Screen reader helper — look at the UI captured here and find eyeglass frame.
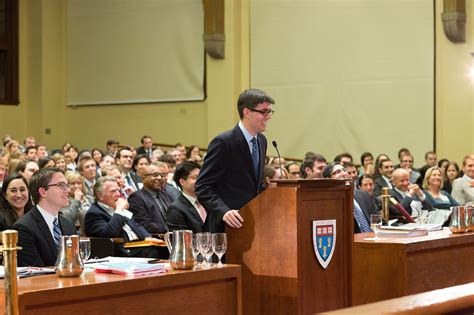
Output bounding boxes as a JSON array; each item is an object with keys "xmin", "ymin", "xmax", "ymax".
[
  {"xmin": 45, "ymin": 182, "xmax": 70, "ymax": 192},
  {"xmin": 247, "ymin": 108, "xmax": 275, "ymax": 117}
]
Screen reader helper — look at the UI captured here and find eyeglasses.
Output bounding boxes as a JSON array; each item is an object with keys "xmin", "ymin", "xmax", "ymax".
[
  {"xmin": 247, "ymin": 108, "xmax": 275, "ymax": 117},
  {"xmin": 46, "ymin": 182, "xmax": 70, "ymax": 191},
  {"xmin": 144, "ymin": 172, "xmax": 166, "ymax": 178},
  {"xmin": 330, "ymin": 168, "xmax": 348, "ymax": 176}
]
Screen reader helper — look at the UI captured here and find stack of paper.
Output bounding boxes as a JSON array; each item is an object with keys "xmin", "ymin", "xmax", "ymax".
[{"xmin": 94, "ymin": 261, "xmax": 168, "ymax": 276}]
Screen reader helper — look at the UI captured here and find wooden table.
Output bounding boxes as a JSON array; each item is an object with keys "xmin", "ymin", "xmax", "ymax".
[
  {"xmin": 323, "ymin": 282, "xmax": 474, "ymax": 314},
  {"xmin": 0, "ymin": 264, "xmax": 241, "ymax": 314},
  {"xmin": 352, "ymin": 228, "xmax": 474, "ymax": 305}
]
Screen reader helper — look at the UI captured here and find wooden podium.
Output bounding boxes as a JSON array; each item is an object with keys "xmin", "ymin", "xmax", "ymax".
[{"xmin": 226, "ymin": 179, "xmax": 353, "ymax": 314}]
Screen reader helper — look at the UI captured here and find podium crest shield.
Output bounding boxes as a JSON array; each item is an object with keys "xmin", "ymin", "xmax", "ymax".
[{"xmin": 312, "ymin": 220, "xmax": 336, "ymax": 269}]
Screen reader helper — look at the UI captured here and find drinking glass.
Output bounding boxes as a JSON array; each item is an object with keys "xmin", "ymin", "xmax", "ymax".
[
  {"xmin": 418, "ymin": 210, "xmax": 429, "ymax": 226},
  {"xmin": 212, "ymin": 233, "xmax": 227, "ymax": 267},
  {"xmin": 192, "ymin": 233, "xmax": 201, "ymax": 266},
  {"xmin": 370, "ymin": 214, "xmax": 382, "ymax": 239},
  {"xmin": 79, "ymin": 239, "xmax": 91, "ymax": 262},
  {"xmin": 196, "ymin": 232, "xmax": 212, "ymax": 268}
]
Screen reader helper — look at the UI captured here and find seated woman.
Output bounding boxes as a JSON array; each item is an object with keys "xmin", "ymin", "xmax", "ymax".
[
  {"xmin": 0, "ymin": 173, "xmax": 33, "ymax": 230},
  {"xmin": 60, "ymin": 171, "xmax": 94, "ymax": 235},
  {"xmin": 263, "ymin": 165, "xmax": 288, "ymax": 189},
  {"xmin": 443, "ymin": 161, "xmax": 460, "ymax": 194},
  {"xmin": 423, "ymin": 166, "xmax": 458, "ymax": 210}
]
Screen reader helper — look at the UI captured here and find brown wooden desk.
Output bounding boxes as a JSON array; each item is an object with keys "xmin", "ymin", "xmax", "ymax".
[
  {"xmin": 353, "ymin": 228, "xmax": 474, "ymax": 305},
  {"xmin": 0, "ymin": 264, "xmax": 241, "ymax": 314},
  {"xmin": 323, "ymin": 282, "xmax": 474, "ymax": 314}
]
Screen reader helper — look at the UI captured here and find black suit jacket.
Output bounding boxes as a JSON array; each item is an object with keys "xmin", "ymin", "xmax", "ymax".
[
  {"xmin": 84, "ymin": 202, "xmax": 150, "ymax": 241},
  {"xmin": 373, "ymin": 176, "xmax": 390, "ymax": 198},
  {"xmin": 389, "ymin": 189, "xmax": 433, "ymax": 217},
  {"xmin": 128, "ymin": 189, "xmax": 169, "ymax": 234},
  {"xmin": 195, "ymin": 124, "xmax": 267, "ymax": 232},
  {"xmin": 136, "ymin": 146, "xmax": 152, "ymax": 158},
  {"xmin": 13, "ymin": 207, "xmax": 77, "ymax": 267},
  {"xmin": 167, "ymin": 194, "xmax": 209, "ymax": 233},
  {"xmin": 354, "ymin": 190, "xmax": 379, "ymax": 234}
]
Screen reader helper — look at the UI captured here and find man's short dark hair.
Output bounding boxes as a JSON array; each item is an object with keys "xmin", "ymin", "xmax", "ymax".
[
  {"xmin": 322, "ymin": 162, "xmax": 339, "ymax": 179},
  {"xmin": 173, "ymin": 161, "xmax": 201, "ymax": 190},
  {"xmin": 116, "ymin": 147, "xmax": 132, "ymax": 159},
  {"xmin": 425, "ymin": 151, "xmax": 436, "ymax": 159},
  {"xmin": 398, "ymin": 148, "xmax": 410, "ymax": 160},
  {"xmin": 29, "ymin": 167, "xmax": 62, "ymax": 204},
  {"xmin": 158, "ymin": 153, "xmax": 176, "ymax": 167},
  {"xmin": 237, "ymin": 89, "xmax": 275, "ymax": 119},
  {"xmin": 107, "ymin": 139, "xmax": 119, "ymax": 146},
  {"xmin": 378, "ymin": 159, "xmax": 392, "ymax": 170},
  {"xmin": 24, "ymin": 146, "xmax": 37, "ymax": 155},
  {"xmin": 358, "ymin": 174, "xmax": 374, "ymax": 187},
  {"xmin": 141, "ymin": 135, "xmax": 152, "ymax": 144},
  {"xmin": 300, "ymin": 154, "xmax": 326, "ymax": 178},
  {"xmin": 334, "ymin": 152, "xmax": 353, "ymax": 163}
]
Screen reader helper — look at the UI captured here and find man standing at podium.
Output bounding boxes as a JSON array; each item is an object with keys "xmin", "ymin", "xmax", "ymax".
[{"xmin": 195, "ymin": 89, "xmax": 275, "ymax": 232}]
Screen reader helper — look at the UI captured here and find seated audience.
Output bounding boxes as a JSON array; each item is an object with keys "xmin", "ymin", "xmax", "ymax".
[
  {"xmin": 423, "ymin": 166, "xmax": 458, "ymax": 210},
  {"xmin": 128, "ymin": 163, "xmax": 174, "ymax": 234},
  {"xmin": 132, "ymin": 154, "xmax": 150, "ymax": 186},
  {"xmin": 300, "ymin": 154, "xmax": 327, "ymax": 179},
  {"xmin": 344, "ymin": 162, "xmax": 358, "ymax": 187},
  {"xmin": 416, "ymin": 151, "xmax": 438, "ymax": 186},
  {"xmin": 333, "ymin": 152, "xmax": 353, "ymax": 164},
  {"xmin": 0, "ymin": 173, "xmax": 32, "ymax": 230},
  {"xmin": 52, "ymin": 153, "xmax": 67, "ymax": 173},
  {"xmin": 155, "ymin": 161, "xmax": 181, "ymax": 200},
  {"xmin": 91, "ymin": 148, "xmax": 104, "ymax": 167},
  {"xmin": 78, "ymin": 156, "xmax": 97, "ymax": 197},
  {"xmin": 167, "ymin": 161, "xmax": 208, "ymax": 233},
  {"xmin": 389, "ymin": 168, "xmax": 433, "ymax": 218},
  {"xmin": 399, "ymin": 153, "xmax": 420, "ymax": 184},
  {"xmin": 358, "ymin": 152, "xmax": 374, "ymax": 177},
  {"xmin": 84, "ymin": 176, "xmax": 161, "ymax": 258},
  {"xmin": 373, "ymin": 159, "xmax": 394, "ymax": 197},
  {"xmin": 25, "ymin": 146, "xmax": 38, "ymax": 161},
  {"xmin": 286, "ymin": 162, "xmax": 300, "ymax": 179},
  {"xmin": 116, "ymin": 147, "xmax": 140, "ymax": 192},
  {"xmin": 60, "ymin": 171, "xmax": 94, "ymax": 234},
  {"xmin": 101, "ymin": 165, "xmax": 133, "ymax": 198},
  {"xmin": 105, "ymin": 139, "xmax": 119, "ymax": 157},
  {"xmin": 14, "ymin": 168, "xmax": 77, "ymax": 267},
  {"xmin": 322, "ymin": 162, "xmax": 377, "ymax": 233},
  {"xmin": 443, "ymin": 161, "xmax": 460, "ymax": 194},
  {"xmin": 136, "ymin": 135, "xmax": 153, "ymax": 159},
  {"xmin": 372, "ymin": 153, "xmax": 389, "ymax": 178},
  {"xmin": 452, "ymin": 154, "xmax": 474, "ymax": 204},
  {"xmin": 66, "ymin": 146, "xmax": 79, "ymax": 171},
  {"xmin": 37, "ymin": 144, "xmax": 48, "ymax": 159},
  {"xmin": 186, "ymin": 145, "xmax": 202, "ymax": 163},
  {"xmin": 263, "ymin": 165, "xmax": 287, "ymax": 188},
  {"xmin": 394, "ymin": 148, "xmax": 411, "ymax": 169},
  {"xmin": 16, "ymin": 160, "xmax": 39, "ymax": 183},
  {"xmin": 38, "ymin": 157, "xmax": 55, "ymax": 169},
  {"xmin": 438, "ymin": 158, "xmax": 449, "ymax": 175}
]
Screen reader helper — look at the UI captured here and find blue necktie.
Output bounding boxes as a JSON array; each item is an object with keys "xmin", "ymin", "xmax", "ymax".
[
  {"xmin": 354, "ymin": 199, "xmax": 372, "ymax": 233},
  {"xmin": 251, "ymin": 137, "xmax": 259, "ymax": 176},
  {"xmin": 52, "ymin": 217, "xmax": 62, "ymax": 248}
]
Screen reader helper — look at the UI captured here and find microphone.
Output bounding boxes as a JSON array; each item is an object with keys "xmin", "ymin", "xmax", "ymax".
[{"xmin": 272, "ymin": 140, "xmax": 285, "ymax": 179}]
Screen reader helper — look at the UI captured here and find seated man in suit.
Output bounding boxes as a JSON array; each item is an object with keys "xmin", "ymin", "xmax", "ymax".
[
  {"xmin": 389, "ymin": 168, "xmax": 433, "ymax": 218},
  {"xmin": 167, "ymin": 161, "xmax": 208, "ymax": 233},
  {"xmin": 136, "ymin": 135, "xmax": 153, "ymax": 159},
  {"xmin": 14, "ymin": 167, "xmax": 77, "ymax": 266},
  {"xmin": 373, "ymin": 159, "xmax": 394, "ymax": 197},
  {"xmin": 322, "ymin": 162, "xmax": 378, "ymax": 233},
  {"xmin": 128, "ymin": 163, "xmax": 173, "ymax": 234},
  {"xmin": 300, "ymin": 154, "xmax": 327, "ymax": 179},
  {"xmin": 116, "ymin": 147, "xmax": 141, "ymax": 192},
  {"xmin": 84, "ymin": 176, "xmax": 161, "ymax": 258}
]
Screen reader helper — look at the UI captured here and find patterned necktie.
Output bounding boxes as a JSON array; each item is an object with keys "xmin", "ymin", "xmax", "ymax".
[
  {"xmin": 195, "ymin": 200, "xmax": 207, "ymax": 223},
  {"xmin": 52, "ymin": 217, "xmax": 62, "ymax": 248},
  {"xmin": 126, "ymin": 174, "xmax": 136, "ymax": 191},
  {"xmin": 251, "ymin": 137, "xmax": 259, "ymax": 176},
  {"xmin": 354, "ymin": 199, "xmax": 372, "ymax": 233}
]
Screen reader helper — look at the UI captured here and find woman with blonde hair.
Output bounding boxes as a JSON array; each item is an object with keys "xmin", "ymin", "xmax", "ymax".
[
  {"xmin": 423, "ymin": 166, "xmax": 458, "ymax": 210},
  {"xmin": 60, "ymin": 171, "xmax": 94, "ymax": 235},
  {"xmin": 52, "ymin": 153, "xmax": 67, "ymax": 173}
]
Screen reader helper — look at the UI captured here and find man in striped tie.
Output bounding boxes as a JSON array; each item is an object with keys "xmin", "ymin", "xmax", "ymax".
[
  {"xmin": 322, "ymin": 162, "xmax": 379, "ymax": 234},
  {"xmin": 14, "ymin": 168, "xmax": 77, "ymax": 267}
]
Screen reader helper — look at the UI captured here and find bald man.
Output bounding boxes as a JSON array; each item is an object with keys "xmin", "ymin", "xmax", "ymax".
[{"xmin": 389, "ymin": 168, "xmax": 432, "ymax": 218}]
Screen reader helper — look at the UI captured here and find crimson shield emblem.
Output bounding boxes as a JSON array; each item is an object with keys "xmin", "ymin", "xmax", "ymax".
[{"xmin": 313, "ymin": 220, "xmax": 336, "ymax": 269}]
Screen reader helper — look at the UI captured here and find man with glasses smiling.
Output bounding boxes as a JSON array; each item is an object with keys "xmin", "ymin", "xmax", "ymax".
[
  {"xmin": 14, "ymin": 168, "xmax": 77, "ymax": 266},
  {"xmin": 196, "ymin": 88, "xmax": 275, "ymax": 233},
  {"xmin": 128, "ymin": 163, "xmax": 173, "ymax": 234}
]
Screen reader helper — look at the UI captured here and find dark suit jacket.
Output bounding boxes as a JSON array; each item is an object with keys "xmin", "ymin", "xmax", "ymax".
[
  {"xmin": 195, "ymin": 124, "xmax": 267, "ymax": 232},
  {"xmin": 84, "ymin": 202, "xmax": 150, "ymax": 241},
  {"xmin": 389, "ymin": 189, "xmax": 433, "ymax": 217},
  {"xmin": 127, "ymin": 189, "xmax": 169, "ymax": 234},
  {"xmin": 167, "ymin": 194, "xmax": 209, "ymax": 233},
  {"xmin": 136, "ymin": 146, "xmax": 152, "ymax": 158},
  {"xmin": 354, "ymin": 190, "xmax": 379, "ymax": 234},
  {"xmin": 13, "ymin": 207, "xmax": 77, "ymax": 267},
  {"xmin": 373, "ymin": 176, "xmax": 390, "ymax": 198}
]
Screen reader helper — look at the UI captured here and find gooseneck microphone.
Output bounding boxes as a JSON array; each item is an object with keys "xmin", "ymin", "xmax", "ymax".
[{"xmin": 272, "ymin": 140, "xmax": 285, "ymax": 179}]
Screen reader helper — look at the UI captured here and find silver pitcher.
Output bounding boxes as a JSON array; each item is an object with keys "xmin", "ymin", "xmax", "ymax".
[
  {"xmin": 55, "ymin": 235, "xmax": 84, "ymax": 277},
  {"xmin": 449, "ymin": 206, "xmax": 469, "ymax": 233},
  {"xmin": 164, "ymin": 230, "xmax": 195, "ymax": 270}
]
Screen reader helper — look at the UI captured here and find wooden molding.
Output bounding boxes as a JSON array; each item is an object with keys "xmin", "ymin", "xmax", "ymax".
[
  {"xmin": 442, "ymin": 0, "xmax": 466, "ymax": 43},
  {"xmin": 202, "ymin": 0, "xmax": 225, "ymax": 59}
]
